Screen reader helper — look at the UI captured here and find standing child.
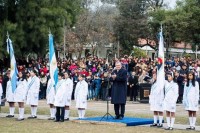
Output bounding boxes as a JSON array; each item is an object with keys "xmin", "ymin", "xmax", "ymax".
[
  {"xmin": 14, "ymin": 72, "xmax": 28, "ymax": 121},
  {"xmin": 163, "ymin": 72, "xmax": 179, "ymax": 130},
  {"xmin": 183, "ymin": 71, "xmax": 199, "ymax": 130},
  {"xmin": 75, "ymin": 74, "xmax": 88, "ymax": 119},
  {"xmin": 149, "ymin": 73, "xmax": 164, "ymax": 128},
  {"xmin": 64, "ymin": 72, "xmax": 73, "ymax": 121},
  {"xmin": 46, "ymin": 78, "xmax": 56, "ymax": 120},
  {"xmin": 6, "ymin": 73, "xmax": 15, "ymax": 118},
  {"xmin": 54, "ymin": 73, "xmax": 67, "ymax": 122}
]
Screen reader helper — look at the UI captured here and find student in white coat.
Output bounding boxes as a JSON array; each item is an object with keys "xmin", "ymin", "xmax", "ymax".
[
  {"xmin": 46, "ymin": 78, "xmax": 56, "ymax": 120},
  {"xmin": 14, "ymin": 72, "xmax": 28, "ymax": 121},
  {"xmin": 75, "ymin": 74, "xmax": 88, "ymax": 119},
  {"xmin": 183, "ymin": 71, "xmax": 199, "ymax": 130},
  {"xmin": 6, "ymin": 73, "xmax": 15, "ymax": 118},
  {"xmin": 163, "ymin": 72, "xmax": 179, "ymax": 130},
  {"xmin": 26, "ymin": 70, "xmax": 40, "ymax": 119},
  {"xmin": 64, "ymin": 72, "xmax": 73, "ymax": 121},
  {"xmin": 54, "ymin": 73, "xmax": 67, "ymax": 122},
  {"xmin": 149, "ymin": 73, "xmax": 164, "ymax": 128}
]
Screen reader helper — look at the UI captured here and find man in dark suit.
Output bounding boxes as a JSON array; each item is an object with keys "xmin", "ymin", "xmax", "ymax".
[
  {"xmin": 110, "ymin": 62, "xmax": 127, "ymax": 120},
  {"xmin": 128, "ymin": 71, "xmax": 138, "ymax": 101}
]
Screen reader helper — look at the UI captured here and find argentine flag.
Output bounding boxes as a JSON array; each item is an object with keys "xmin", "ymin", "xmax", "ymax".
[
  {"xmin": 49, "ymin": 33, "xmax": 58, "ymax": 86},
  {"xmin": 156, "ymin": 26, "xmax": 165, "ymax": 92},
  {"xmin": 7, "ymin": 37, "xmax": 18, "ymax": 93}
]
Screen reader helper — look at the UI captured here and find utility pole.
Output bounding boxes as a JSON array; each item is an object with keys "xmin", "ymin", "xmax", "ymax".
[{"xmin": 63, "ymin": 20, "xmax": 66, "ymax": 59}]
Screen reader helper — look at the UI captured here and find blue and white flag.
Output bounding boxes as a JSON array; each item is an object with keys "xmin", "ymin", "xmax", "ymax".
[
  {"xmin": 156, "ymin": 26, "xmax": 165, "ymax": 92},
  {"xmin": 49, "ymin": 33, "xmax": 58, "ymax": 87},
  {"xmin": 6, "ymin": 37, "xmax": 18, "ymax": 93}
]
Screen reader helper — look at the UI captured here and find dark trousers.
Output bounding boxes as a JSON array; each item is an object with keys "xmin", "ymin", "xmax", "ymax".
[
  {"xmin": 56, "ymin": 107, "xmax": 65, "ymax": 121},
  {"xmin": 130, "ymin": 86, "xmax": 138, "ymax": 101},
  {"xmin": 114, "ymin": 104, "xmax": 125, "ymax": 118}
]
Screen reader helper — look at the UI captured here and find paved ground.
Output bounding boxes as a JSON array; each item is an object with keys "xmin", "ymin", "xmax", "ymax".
[{"xmin": 0, "ymin": 100, "xmax": 200, "ymax": 131}]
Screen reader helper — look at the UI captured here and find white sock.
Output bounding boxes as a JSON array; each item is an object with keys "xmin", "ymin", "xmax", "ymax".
[
  {"xmin": 53, "ymin": 108, "xmax": 56, "ymax": 117},
  {"xmin": 159, "ymin": 116, "xmax": 163, "ymax": 124},
  {"xmin": 166, "ymin": 117, "xmax": 170, "ymax": 127},
  {"xmin": 170, "ymin": 117, "xmax": 175, "ymax": 128},
  {"xmin": 19, "ymin": 108, "xmax": 24, "ymax": 119},
  {"xmin": 192, "ymin": 117, "xmax": 196, "ymax": 127},
  {"xmin": 9, "ymin": 107, "xmax": 12, "ymax": 115},
  {"xmin": 189, "ymin": 117, "xmax": 193, "ymax": 127},
  {"xmin": 10, "ymin": 107, "xmax": 15, "ymax": 115},
  {"xmin": 31, "ymin": 107, "xmax": 34, "ymax": 116},
  {"xmin": 78, "ymin": 110, "xmax": 81, "ymax": 118},
  {"xmin": 34, "ymin": 107, "xmax": 37, "ymax": 116},
  {"xmin": 65, "ymin": 110, "xmax": 70, "ymax": 119},
  {"xmin": 153, "ymin": 115, "xmax": 158, "ymax": 124},
  {"xmin": 82, "ymin": 110, "xmax": 85, "ymax": 118},
  {"xmin": 50, "ymin": 108, "xmax": 52, "ymax": 117}
]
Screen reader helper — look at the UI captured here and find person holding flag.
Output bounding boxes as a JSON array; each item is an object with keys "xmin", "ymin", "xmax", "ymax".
[
  {"xmin": 47, "ymin": 32, "xmax": 58, "ymax": 120},
  {"xmin": 26, "ymin": 70, "xmax": 40, "ymax": 119},
  {"xmin": 149, "ymin": 26, "xmax": 165, "ymax": 128},
  {"xmin": 5, "ymin": 34, "xmax": 18, "ymax": 118}
]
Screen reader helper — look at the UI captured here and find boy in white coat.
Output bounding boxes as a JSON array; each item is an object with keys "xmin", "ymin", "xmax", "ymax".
[
  {"xmin": 149, "ymin": 73, "xmax": 164, "ymax": 128},
  {"xmin": 26, "ymin": 70, "xmax": 40, "ymax": 119},
  {"xmin": 183, "ymin": 71, "xmax": 199, "ymax": 130},
  {"xmin": 14, "ymin": 72, "xmax": 28, "ymax": 121},
  {"xmin": 163, "ymin": 72, "xmax": 179, "ymax": 130},
  {"xmin": 54, "ymin": 73, "xmax": 67, "ymax": 122},
  {"xmin": 64, "ymin": 72, "xmax": 73, "ymax": 121},
  {"xmin": 46, "ymin": 78, "xmax": 56, "ymax": 120},
  {"xmin": 75, "ymin": 74, "xmax": 88, "ymax": 119}
]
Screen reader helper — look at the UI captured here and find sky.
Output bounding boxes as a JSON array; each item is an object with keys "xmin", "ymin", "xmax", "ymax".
[{"xmin": 90, "ymin": 0, "xmax": 178, "ymax": 11}]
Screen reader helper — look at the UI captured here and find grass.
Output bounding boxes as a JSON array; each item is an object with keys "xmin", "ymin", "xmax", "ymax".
[
  {"xmin": 0, "ymin": 104, "xmax": 200, "ymax": 133},
  {"xmin": 0, "ymin": 118, "xmax": 198, "ymax": 133}
]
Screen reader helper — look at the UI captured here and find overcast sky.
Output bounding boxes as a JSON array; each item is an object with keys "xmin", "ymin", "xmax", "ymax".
[{"xmin": 90, "ymin": 0, "xmax": 178, "ymax": 10}]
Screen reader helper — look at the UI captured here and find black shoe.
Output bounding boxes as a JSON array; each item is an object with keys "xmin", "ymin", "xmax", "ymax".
[
  {"xmin": 54, "ymin": 120, "xmax": 60, "ymax": 122},
  {"xmin": 186, "ymin": 126, "xmax": 195, "ymax": 130},
  {"xmin": 64, "ymin": 118, "xmax": 69, "ymax": 121},
  {"xmin": 157, "ymin": 124, "xmax": 163, "ymax": 128},
  {"xmin": 6, "ymin": 115, "xmax": 14, "ymax": 118},
  {"xmin": 114, "ymin": 116, "xmax": 119, "ymax": 119},
  {"xmin": 48, "ymin": 117, "xmax": 55, "ymax": 120},
  {"xmin": 118, "ymin": 116, "xmax": 123, "ymax": 120},
  {"xmin": 191, "ymin": 127, "xmax": 195, "ymax": 130},
  {"xmin": 60, "ymin": 120, "xmax": 64, "ymax": 122},
  {"xmin": 165, "ymin": 127, "xmax": 173, "ymax": 130},
  {"xmin": 16, "ymin": 118, "xmax": 24, "ymax": 121},
  {"xmin": 28, "ymin": 116, "xmax": 37, "ymax": 119},
  {"xmin": 150, "ymin": 123, "xmax": 157, "ymax": 127}
]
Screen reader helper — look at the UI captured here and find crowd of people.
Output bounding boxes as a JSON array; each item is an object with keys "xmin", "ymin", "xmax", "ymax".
[{"xmin": 0, "ymin": 55, "xmax": 200, "ymax": 130}]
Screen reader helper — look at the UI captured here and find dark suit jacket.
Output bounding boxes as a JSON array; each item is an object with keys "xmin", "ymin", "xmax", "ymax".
[{"xmin": 110, "ymin": 68, "xmax": 127, "ymax": 104}]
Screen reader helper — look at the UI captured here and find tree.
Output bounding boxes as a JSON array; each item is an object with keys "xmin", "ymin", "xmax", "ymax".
[
  {"xmin": 114, "ymin": 0, "xmax": 149, "ymax": 55},
  {"xmin": 0, "ymin": 0, "xmax": 81, "ymax": 58}
]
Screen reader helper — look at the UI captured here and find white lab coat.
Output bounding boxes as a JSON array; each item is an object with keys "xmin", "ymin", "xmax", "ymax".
[
  {"xmin": 64, "ymin": 78, "xmax": 73, "ymax": 106},
  {"xmin": 6, "ymin": 80, "xmax": 15, "ymax": 102},
  {"xmin": 14, "ymin": 79, "xmax": 28, "ymax": 102},
  {"xmin": 26, "ymin": 76, "xmax": 40, "ymax": 105},
  {"xmin": 163, "ymin": 80, "xmax": 179, "ymax": 112},
  {"xmin": 46, "ymin": 79, "xmax": 55, "ymax": 105},
  {"xmin": 54, "ymin": 79, "xmax": 67, "ymax": 107},
  {"xmin": 149, "ymin": 81, "xmax": 164, "ymax": 112},
  {"xmin": 75, "ymin": 80, "xmax": 88, "ymax": 109},
  {"xmin": 183, "ymin": 81, "xmax": 199, "ymax": 111}
]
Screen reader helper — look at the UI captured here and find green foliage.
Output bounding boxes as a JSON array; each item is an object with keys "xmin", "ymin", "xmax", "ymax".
[
  {"xmin": 0, "ymin": 0, "xmax": 82, "ymax": 58},
  {"xmin": 132, "ymin": 47, "xmax": 147, "ymax": 58}
]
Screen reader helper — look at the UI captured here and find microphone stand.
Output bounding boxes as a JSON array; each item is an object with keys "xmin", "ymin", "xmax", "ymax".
[{"xmin": 100, "ymin": 76, "xmax": 114, "ymax": 121}]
